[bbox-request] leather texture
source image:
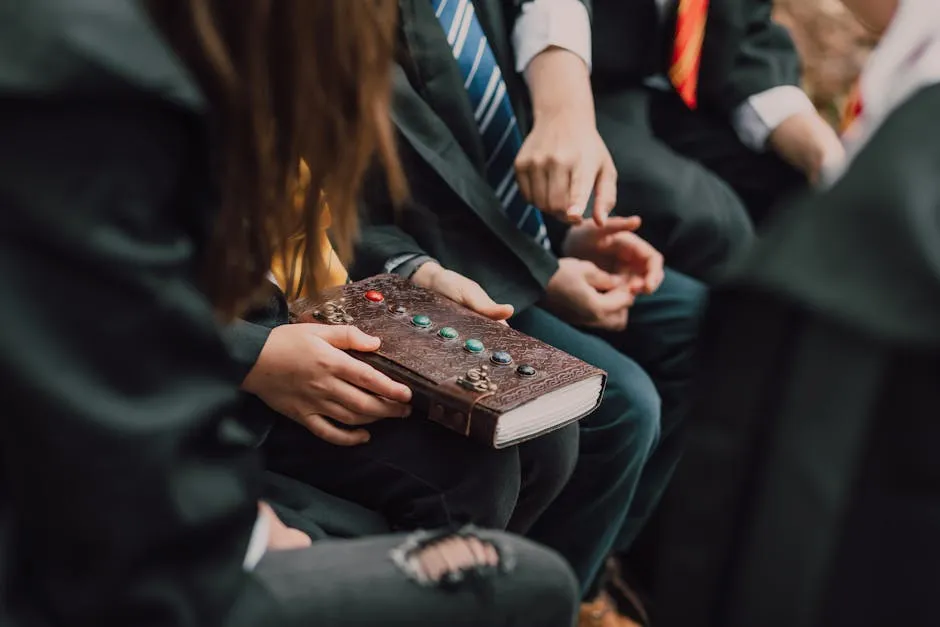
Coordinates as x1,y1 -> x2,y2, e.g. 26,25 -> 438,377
290,275 -> 606,447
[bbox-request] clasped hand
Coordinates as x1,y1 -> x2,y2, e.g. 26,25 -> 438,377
543,216 -> 665,332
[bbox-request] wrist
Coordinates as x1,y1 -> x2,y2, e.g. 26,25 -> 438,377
410,261 -> 443,287
526,48 -> 594,123
241,326 -> 284,396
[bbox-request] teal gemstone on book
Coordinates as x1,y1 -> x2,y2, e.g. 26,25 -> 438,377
438,326 -> 458,340
464,338 -> 484,353
411,314 -> 431,328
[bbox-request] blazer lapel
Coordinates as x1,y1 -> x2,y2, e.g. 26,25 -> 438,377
398,0 -> 488,166
392,0 -> 556,276
390,64 -> 554,270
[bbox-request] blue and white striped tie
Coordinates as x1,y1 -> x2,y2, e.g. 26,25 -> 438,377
432,0 -> 550,249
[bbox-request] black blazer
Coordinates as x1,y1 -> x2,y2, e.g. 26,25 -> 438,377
353,0 -> 589,312
655,85 -> 940,627
591,0 -> 803,115
0,1 -> 281,625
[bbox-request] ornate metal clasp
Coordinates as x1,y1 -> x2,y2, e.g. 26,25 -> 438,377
457,365 -> 498,393
312,298 -> 354,325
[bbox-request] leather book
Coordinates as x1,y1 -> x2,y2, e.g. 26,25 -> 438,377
289,274 -> 607,448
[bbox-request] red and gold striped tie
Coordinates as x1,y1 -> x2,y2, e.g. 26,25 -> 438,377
669,0 -> 710,109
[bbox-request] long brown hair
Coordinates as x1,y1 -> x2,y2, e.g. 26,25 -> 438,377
148,0 -> 406,317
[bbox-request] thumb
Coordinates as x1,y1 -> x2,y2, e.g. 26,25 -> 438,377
460,282 -> 515,321
595,283 -> 636,312
592,155 -> 618,226
311,325 -> 382,352
582,263 -> 623,292
595,215 -> 642,238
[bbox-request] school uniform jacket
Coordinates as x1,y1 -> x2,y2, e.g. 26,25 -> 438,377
591,0 -> 803,117
654,84 -> 940,627
353,0 -> 587,311
0,1 -> 283,625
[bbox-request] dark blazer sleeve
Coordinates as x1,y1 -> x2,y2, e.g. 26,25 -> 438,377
0,82 -> 277,627
224,286 -> 292,383
732,84 -> 940,345
224,321 -> 274,381
704,0 -> 802,114
702,0 -> 802,115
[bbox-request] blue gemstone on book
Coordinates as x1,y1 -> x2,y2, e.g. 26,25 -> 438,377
490,351 -> 513,365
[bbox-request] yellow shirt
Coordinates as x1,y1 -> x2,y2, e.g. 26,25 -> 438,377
270,163 -> 349,297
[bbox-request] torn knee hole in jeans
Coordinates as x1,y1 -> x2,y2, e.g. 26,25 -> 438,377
390,526 -> 515,588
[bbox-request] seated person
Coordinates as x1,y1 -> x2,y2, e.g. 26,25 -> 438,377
0,1 -> 580,626
588,0 -> 846,281
239,217 -> 581,539
653,0 -> 940,625
261,1 -> 705,624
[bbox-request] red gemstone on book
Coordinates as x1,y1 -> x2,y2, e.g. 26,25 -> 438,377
364,290 -> 385,303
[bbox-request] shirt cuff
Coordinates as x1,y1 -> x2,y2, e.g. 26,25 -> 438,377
512,0 -> 592,73
384,253 -> 421,274
386,254 -> 436,280
731,86 -> 817,152
243,510 -> 269,571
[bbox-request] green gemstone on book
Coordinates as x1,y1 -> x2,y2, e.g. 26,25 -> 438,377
411,314 -> 431,328
438,326 -> 458,340
464,338 -> 484,353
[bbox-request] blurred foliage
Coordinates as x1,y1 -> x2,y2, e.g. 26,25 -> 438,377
774,0 -> 878,126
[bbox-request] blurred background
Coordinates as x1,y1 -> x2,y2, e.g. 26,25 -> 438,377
774,0 -> 876,125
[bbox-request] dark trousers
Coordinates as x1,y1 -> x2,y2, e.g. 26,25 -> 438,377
253,529 -> 579,627
263,395 -> 579,536
595,87 -> 804,283
262,269 -> 703,598
515,269 -> 705,595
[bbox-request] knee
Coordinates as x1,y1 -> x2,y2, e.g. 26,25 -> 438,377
551,423 -> 580,491
648,270 -> 707,376
659,269 -> 707,335
667,174 -> 755,255
616,377 -> 662,455
447,448 -> 521,530
524,423 -> 579,500
593,368 -> 662,460
635,170 -> 756,275
486,532 -> 580,627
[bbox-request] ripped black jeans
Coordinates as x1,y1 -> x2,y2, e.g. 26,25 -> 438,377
252,527 -> 579,627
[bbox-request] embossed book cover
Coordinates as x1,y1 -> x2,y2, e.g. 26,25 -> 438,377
289,275 -> 607,448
